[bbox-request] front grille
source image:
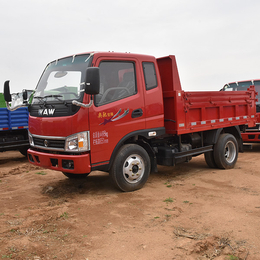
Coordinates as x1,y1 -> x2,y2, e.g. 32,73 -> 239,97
34,137 -> 65,149
32,135 -> 66,151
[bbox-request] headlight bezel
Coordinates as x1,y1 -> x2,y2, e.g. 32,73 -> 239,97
28,131 -> 34,146
65,131 -> 90,152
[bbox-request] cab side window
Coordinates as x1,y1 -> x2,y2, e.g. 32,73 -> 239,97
95,61 -> 137,106
142,62 -> 158,90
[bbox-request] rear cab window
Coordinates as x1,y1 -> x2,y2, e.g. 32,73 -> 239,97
142,62 -> 158,90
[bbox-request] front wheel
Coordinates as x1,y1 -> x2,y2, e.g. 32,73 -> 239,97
110,144 -> 151,192
213,133 -> 238,169
19,147 -> 28,157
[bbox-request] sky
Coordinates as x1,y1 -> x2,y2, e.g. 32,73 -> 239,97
1,0 -> 260,93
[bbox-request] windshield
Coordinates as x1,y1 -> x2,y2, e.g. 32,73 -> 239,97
223,80 -> 260,105
32,54 -> 92,104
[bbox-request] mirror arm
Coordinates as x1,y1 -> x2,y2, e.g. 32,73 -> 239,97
72,95 -> 93,108
5,101 -> 27,111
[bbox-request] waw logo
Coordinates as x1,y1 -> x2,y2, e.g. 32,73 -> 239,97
38,109 -> 55,116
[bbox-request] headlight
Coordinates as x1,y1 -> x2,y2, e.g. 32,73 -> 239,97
28,131 -> 34,146
65,131 -> 90,152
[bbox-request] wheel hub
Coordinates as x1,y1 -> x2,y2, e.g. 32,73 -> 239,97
224,140 -> 236,163
123,154 -> 145,184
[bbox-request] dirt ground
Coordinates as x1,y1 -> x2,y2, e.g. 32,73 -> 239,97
0,145 -> 260,260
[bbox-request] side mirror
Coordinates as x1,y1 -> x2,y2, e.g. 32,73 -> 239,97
85,67 -> 100,95
4,81 -> 11,102
23,90 -> 28,100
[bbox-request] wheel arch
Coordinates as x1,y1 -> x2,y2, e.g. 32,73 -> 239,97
203,126 -> 243,152
108,128 -> 164,173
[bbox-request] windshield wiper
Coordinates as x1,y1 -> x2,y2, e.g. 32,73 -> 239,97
44,94 -> 62,100
34,94 -> 69,106
34,96 -> 47,106
44,94 -> 68,106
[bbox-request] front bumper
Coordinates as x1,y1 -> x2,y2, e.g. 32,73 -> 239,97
27,148 -> 91,174
241,132 -> 260,143
0,140 -> 29,152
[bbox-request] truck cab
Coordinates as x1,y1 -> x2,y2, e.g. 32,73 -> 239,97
222,80 -> 260,142
0,91 -> 30,155
26,52 -> 164,187
222,80 -> 260,112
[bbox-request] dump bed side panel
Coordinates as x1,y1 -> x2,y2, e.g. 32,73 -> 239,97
156,55 -> 256,135
157,56 -> 256,134
0,93 -> 29,131
164,86 -> 256,135
0,107 -> 29,131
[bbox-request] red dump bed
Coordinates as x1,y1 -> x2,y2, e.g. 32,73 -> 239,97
157,56 -> 257,135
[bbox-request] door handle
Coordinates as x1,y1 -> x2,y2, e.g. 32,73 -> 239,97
132,108 -> 143,118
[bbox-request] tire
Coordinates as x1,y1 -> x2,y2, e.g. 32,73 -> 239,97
213,133 -> 238,169
110,144 -> 151,192
62,172 -> 90,179
19,148 -> 28,157
204,151 -> 217,168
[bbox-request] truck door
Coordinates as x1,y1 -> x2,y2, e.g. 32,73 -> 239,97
88,59 -> 146,170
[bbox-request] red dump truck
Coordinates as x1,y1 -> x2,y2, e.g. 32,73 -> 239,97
4,52 -> 257,191
222,80 -> 260,143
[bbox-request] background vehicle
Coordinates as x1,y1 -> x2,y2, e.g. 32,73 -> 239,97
0,92 -> 30,155
4,52 -> 257,191
222,80 -> 260,143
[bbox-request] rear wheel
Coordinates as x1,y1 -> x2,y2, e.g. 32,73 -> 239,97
204,151 -> 217,168
110,144 -> 150,192
213,133 -> 238,169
